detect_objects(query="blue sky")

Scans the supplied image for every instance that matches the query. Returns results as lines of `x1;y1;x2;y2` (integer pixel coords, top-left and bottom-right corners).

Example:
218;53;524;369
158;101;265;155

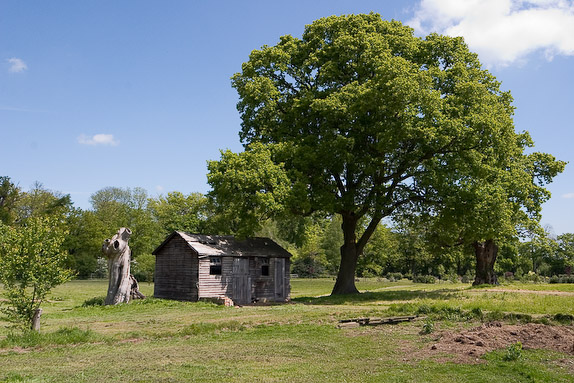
1;0;573;234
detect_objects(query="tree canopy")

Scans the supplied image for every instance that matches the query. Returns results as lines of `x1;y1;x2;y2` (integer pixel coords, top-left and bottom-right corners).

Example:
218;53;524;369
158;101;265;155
208;13;564;294
0;217;73;329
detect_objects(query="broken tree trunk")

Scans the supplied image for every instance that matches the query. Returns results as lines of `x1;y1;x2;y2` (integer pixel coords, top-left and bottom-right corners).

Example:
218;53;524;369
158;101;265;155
102;227;145;305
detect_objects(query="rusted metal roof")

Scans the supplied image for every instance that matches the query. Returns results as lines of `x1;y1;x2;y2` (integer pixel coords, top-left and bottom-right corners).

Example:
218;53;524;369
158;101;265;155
152;231;292;258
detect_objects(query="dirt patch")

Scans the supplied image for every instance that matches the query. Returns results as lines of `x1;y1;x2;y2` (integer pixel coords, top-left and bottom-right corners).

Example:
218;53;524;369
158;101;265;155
413;322;574;364
0;346;31;355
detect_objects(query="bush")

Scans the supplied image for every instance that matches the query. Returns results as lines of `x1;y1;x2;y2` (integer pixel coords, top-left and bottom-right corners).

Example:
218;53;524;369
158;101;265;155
461;270;475;284
553;313;574;324
503;342;523;361
447;271;459;283
132;271;152;283
82;296;106;307
386;272;402;282
420;320;434;334
520;271;544;283
549;275;574;284
413;275;436;284
292;256;326;278
131;253;155;282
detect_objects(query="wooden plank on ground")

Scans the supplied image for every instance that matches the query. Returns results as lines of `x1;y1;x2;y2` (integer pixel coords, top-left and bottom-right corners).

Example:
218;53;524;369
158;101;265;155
338;315;417;328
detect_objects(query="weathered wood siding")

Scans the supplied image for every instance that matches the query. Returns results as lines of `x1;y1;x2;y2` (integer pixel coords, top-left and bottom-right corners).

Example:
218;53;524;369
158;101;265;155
251;257;291;302
197;256;291;303
154;235;198;301
250;257;274;301
197;257;233;299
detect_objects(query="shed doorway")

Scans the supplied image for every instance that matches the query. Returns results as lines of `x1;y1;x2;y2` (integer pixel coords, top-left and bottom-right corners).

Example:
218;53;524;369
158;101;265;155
232;258;251;305
275;258;286;300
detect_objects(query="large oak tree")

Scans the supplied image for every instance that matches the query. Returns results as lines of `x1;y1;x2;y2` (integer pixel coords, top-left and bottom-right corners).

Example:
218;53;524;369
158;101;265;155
208;13;563;294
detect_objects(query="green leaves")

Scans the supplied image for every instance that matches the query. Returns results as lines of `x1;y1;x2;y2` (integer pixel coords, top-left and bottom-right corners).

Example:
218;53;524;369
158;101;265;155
0;216;73;329
207;143;292;237
211;13;564;290
148;192;209;235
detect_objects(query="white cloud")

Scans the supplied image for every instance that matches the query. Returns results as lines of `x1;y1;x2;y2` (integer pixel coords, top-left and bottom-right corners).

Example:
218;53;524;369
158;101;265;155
78;134;119;146
408;0;574;67
562;193;574;199
7;58;28;73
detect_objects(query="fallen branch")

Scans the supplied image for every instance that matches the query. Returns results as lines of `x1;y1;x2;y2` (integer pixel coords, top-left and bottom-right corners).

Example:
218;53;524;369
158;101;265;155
337;315;417;328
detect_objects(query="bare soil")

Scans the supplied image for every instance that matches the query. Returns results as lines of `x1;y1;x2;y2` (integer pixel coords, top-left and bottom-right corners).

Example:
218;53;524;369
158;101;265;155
417;322;574;364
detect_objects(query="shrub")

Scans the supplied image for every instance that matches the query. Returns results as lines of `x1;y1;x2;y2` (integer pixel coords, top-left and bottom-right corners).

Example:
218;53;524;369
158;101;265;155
413;275;436;284
386;272;402;282
549;275;574;283
470;307;484;319
553;313;574;324
447;271;459;283
82;296;106;307
292;256;326;278
461;270;475;284
420;320;434;334
503;342;523;361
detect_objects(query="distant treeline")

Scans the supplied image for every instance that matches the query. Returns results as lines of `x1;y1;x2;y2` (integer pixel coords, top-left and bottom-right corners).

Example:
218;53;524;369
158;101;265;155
1;176;573;282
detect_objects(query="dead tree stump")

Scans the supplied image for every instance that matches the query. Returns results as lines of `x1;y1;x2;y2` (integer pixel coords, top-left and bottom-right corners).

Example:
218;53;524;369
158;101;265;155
102;228;145;305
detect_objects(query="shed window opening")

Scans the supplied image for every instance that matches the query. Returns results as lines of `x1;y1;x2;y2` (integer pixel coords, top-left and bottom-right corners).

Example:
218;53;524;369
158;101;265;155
261;258;270;276
210;257;222;275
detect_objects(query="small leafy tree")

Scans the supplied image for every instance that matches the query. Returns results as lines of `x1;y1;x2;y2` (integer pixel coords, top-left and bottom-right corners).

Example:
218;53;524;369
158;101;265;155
0;217;73;329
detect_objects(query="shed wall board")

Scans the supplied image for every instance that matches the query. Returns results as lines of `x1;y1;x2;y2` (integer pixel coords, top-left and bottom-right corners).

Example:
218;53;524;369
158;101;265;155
198;257;233;299
154;235;198;301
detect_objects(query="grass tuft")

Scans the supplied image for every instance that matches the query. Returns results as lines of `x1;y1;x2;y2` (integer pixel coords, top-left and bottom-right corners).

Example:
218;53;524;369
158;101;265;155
552;313;574;324
180;321;246;336
0;327;103;349
82;296;106;307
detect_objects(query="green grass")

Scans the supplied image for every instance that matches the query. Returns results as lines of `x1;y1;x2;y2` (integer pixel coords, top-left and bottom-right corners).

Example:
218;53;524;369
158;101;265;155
1;278;573;382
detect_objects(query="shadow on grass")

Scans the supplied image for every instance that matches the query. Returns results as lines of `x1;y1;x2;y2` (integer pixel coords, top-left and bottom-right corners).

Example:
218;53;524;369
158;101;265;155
292;288;461;305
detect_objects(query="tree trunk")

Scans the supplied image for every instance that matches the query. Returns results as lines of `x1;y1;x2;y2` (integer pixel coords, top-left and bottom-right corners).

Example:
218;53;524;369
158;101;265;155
130;274;146;300
31;308;42;332
473;239;498;286
331;214;360;295
102;228;144;304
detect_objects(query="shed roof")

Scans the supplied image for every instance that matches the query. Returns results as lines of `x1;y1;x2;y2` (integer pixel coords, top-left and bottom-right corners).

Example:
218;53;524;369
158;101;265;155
152;231;292;259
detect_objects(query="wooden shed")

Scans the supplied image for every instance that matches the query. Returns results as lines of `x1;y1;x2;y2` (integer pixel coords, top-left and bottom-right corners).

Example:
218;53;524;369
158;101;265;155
152;231;292;305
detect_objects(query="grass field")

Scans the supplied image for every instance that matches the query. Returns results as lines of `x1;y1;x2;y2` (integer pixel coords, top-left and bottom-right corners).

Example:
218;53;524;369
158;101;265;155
1;279;573;382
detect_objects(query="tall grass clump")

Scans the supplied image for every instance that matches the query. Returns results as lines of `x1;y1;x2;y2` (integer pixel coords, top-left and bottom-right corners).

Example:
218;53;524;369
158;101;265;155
0;327;103;348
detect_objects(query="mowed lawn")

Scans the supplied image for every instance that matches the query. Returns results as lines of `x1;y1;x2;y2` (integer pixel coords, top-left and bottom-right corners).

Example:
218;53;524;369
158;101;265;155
1;279;573;382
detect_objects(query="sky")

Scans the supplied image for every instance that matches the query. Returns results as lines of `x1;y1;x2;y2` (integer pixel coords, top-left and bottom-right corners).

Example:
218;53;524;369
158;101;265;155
1;0;573;234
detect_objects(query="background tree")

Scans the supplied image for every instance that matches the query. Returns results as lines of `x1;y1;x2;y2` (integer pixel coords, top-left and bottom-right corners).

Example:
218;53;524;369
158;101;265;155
209;13;537;294
15;182;73;223
0;217;73;329
0;176;19;225
87;187;162;281
148;191;211;235
411;148;564;285
357;224;400;278
556;233;574;274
